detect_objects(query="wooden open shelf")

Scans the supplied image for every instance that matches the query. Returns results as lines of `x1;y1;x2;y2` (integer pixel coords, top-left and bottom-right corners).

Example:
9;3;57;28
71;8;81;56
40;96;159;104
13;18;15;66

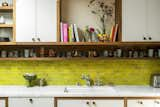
0;57;159;61
0;42;158;46
0;24;13;28
0;6;13;12
0;6;13;9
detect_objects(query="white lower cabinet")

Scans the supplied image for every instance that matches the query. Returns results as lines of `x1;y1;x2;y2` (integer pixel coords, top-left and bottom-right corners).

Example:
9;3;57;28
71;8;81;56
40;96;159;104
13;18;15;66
128;99;154;107
155;100;160;107
127;99;160;107
0;99;6;107
57;99;124;107
9;98;53;107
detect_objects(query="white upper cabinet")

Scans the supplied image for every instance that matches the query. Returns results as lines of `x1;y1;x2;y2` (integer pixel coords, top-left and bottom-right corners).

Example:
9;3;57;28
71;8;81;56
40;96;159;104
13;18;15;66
37;0;57;42
122;0;160;42
147;0;160;41
16;0;57;42
16;0;36;42
122;0;146;42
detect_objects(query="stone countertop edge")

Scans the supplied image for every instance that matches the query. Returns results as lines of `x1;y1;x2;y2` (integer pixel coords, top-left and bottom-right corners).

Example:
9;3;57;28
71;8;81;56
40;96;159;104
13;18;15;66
0;85;159;97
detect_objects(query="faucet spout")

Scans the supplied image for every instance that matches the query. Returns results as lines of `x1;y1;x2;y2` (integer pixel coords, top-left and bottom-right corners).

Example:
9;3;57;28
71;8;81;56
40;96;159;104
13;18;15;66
81;74;93;86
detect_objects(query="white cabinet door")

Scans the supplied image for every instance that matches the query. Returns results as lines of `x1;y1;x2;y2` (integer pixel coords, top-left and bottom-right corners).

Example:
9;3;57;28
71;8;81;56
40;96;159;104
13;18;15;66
34;98;53;107
37;0;57;42
92;100;124;107
128;99;154;107
9;98;34;107
9;98;53;107
122;0;147;42
0;99;6;107
16;0;36;42
147;0;160;41
154;100;160;107
57;100;89;107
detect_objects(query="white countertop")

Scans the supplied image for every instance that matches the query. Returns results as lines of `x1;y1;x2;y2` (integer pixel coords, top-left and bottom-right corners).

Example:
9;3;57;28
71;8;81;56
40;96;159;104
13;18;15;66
0;86;159;97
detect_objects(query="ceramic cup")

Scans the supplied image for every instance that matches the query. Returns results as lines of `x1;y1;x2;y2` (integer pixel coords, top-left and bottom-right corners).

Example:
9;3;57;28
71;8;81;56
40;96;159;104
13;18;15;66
24;49;30;58
103;50;108;57
117;49;122;57
1;50;7;58
148;49;154;57
158;49;160;58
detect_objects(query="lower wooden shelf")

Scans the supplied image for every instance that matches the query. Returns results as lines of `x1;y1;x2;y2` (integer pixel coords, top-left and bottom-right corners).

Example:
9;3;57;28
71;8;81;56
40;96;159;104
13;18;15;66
0;57;159;61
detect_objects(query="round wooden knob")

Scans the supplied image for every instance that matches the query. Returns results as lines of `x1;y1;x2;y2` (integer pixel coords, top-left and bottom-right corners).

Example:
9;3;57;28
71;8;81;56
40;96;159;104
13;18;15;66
143;37;147;40
148;37;152;40
29;99;33;104
138;101;143;104
32;38;35;42
92;101;96;105
155;101;160;104
37;38;40;42
86;101;90;105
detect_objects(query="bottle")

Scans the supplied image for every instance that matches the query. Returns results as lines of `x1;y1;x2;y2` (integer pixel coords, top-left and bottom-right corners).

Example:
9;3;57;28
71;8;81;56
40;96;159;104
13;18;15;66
2;1;8;7
39;78;46;86
0;16;5;24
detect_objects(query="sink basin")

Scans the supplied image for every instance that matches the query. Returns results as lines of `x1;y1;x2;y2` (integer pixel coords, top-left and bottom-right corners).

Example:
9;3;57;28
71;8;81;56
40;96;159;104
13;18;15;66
64;86;117;95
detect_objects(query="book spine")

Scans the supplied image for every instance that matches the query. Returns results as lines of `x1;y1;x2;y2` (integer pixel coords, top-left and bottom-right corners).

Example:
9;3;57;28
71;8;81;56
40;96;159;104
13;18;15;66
73;24;79;42
110;25;115;42
60;22;64;42
70;24;75;42
113;24;119;42
63;23;68;42
68;26;72;42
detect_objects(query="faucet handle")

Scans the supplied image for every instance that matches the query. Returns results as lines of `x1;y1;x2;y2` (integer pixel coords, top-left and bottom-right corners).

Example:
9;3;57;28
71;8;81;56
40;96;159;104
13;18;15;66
64;87;68;93
76;82;81;86
94;77;103;86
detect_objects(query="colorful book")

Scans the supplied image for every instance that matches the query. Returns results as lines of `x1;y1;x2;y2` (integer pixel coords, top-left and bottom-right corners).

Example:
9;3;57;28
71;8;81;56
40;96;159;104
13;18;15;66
110;25;115;42
63;23;68;42
70;24;75;42
68;26;72;42
113;24;119;42
73;24;80;42
60;22;64;42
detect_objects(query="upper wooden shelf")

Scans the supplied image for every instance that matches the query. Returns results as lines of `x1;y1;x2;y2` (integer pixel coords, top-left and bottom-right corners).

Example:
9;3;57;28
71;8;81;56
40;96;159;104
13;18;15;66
0;42;159;47
0;24;13;28
0;6;13;12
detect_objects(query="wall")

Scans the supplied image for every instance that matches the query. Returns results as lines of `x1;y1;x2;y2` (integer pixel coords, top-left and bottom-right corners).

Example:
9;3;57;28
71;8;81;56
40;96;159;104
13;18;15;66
0;59;159;85
61;0;115;34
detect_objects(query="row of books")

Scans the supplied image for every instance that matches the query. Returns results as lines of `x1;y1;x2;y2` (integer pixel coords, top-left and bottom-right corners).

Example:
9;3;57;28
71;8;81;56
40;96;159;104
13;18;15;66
109;24;119;42
60;22;80;42
60;22;119;42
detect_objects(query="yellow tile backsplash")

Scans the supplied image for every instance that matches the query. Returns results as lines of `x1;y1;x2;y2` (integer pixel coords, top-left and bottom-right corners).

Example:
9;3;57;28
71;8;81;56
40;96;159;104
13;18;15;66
0;59;159;85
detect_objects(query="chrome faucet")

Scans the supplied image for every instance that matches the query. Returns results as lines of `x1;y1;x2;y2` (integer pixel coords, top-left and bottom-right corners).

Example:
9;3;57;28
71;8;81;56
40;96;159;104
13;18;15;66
81;74;93;86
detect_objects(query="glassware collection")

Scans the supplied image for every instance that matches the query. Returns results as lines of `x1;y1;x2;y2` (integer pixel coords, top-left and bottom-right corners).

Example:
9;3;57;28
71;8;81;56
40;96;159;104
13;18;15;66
0;48;159;58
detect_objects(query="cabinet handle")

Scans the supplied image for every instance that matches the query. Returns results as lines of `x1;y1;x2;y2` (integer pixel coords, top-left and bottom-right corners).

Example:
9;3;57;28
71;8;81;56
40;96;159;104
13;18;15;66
32;38;35;42
29;99;33;104
92;101;96;105
148;37;152;40
86;101;90;105
143;37;147;40
137;101;143;104
155;101;160;104
37;38;40;42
